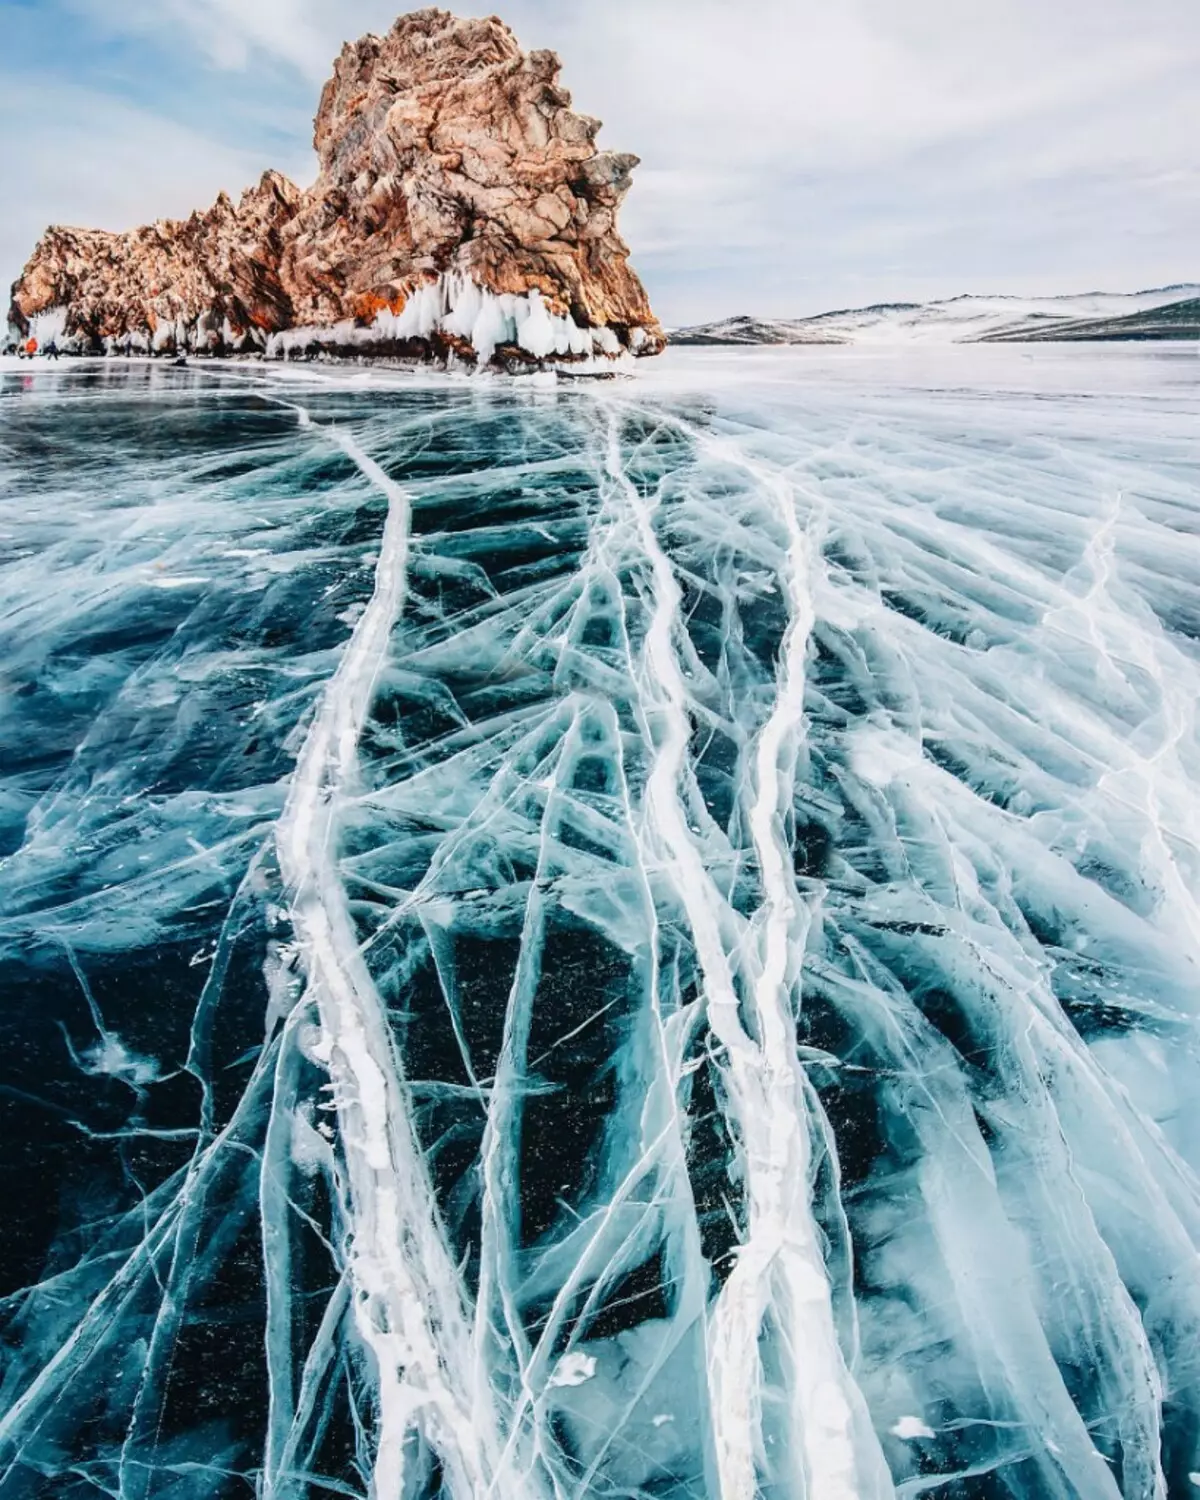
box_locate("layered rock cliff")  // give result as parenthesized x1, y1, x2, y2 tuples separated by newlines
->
(9, 8, 663, 366)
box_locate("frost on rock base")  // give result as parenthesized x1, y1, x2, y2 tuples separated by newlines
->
(9, 277, 653, 372)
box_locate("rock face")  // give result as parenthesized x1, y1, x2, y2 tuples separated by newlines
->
(11, 174, 304, 358)
(9, 8, 663, 365)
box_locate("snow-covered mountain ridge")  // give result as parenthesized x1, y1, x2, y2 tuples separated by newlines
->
(670, 285, 1200, 346)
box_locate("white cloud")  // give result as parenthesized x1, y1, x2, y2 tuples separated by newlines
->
(65, 0, 350, 79)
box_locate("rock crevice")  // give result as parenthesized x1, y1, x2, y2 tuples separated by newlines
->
(9, 8, 663, 364)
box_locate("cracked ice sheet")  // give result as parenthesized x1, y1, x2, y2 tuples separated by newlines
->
(0, 344, 1197, 1500)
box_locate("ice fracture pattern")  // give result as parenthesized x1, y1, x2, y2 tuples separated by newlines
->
(0, 347, 1198, 1500)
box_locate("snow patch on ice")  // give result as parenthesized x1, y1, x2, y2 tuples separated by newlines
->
(549, 1352, 598, 1389)
(851, 726, 925, 787)
(891, 1416, 936, 1441)
(80, 1036, 161, 1089)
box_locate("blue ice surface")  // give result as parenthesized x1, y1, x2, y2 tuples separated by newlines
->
(0, 343, 1198, 1500)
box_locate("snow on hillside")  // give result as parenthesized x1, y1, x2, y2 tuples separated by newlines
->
(670, 286, 1200, 346)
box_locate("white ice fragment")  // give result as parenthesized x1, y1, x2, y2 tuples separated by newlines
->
(29, 306, 68, 344)
(549, 1352, 597, 1389)
(565, 314, 590, 355)
(289, 1105, 332, 1176)
(141, 681, 179, 708)
(652, 1413, 674, 1428)
(441, 276, 483, 340)
(851, 726, 924, 787)
(299, 1023, 333, 1067)
(400, 282, 444, 341)
(891, 1416, 936, 1441)
(516, 290, 557, 359)
(80, 1036, 160, 1089)
(471, 296, 516, 365)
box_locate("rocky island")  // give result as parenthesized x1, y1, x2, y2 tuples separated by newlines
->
(8, 8, 664, 368)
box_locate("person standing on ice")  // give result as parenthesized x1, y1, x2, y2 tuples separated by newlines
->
(24, 337, 37, 358)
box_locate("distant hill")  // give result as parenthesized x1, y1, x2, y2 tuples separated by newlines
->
(669, 287, 1200, 346)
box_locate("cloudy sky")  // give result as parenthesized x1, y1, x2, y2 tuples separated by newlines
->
(2, 0, 1197, 325)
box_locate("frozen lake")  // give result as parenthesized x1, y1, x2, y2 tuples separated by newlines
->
(1, 344, 1198, 1499)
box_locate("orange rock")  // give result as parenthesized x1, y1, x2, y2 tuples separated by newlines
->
(8, 9, 663, 363)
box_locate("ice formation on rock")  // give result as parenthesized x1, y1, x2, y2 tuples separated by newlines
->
(7, 9, 663, 366)
(1, 344, 1199, 1499)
